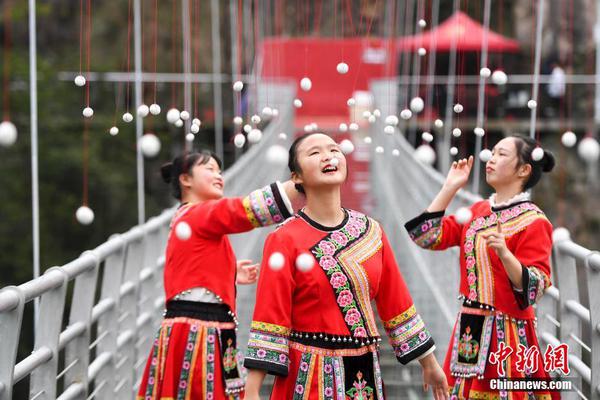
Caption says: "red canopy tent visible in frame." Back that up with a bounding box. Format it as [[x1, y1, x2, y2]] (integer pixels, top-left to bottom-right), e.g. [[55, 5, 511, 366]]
[[397, 11, 520, 52]]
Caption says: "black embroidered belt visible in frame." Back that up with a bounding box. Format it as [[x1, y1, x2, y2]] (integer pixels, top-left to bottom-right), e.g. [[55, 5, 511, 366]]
[[164, 300, 236, 323], [289, 330, 382, 350]]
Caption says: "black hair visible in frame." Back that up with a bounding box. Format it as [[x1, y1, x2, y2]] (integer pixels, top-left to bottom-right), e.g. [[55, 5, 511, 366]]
[[509, 134, 555, 189], [160, 150, 222, 200]]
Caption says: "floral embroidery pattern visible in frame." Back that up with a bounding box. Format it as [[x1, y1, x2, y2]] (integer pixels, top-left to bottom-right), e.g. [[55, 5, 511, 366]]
[[204, 328, 217, 400], [176, 324, 200, 400], [450, 313, 494, 378], [384, 305, 433, 363], [458, 326, 480, 361], [243, 184, 289, 227], [406, 214, 444, 249], [246, 321, 290, 374], [345, 371, 374, 400], [520, 266, 549, 308], [293, 352, 316, 400], [320, 357, 335, 400], [222, 338, 238, 373]]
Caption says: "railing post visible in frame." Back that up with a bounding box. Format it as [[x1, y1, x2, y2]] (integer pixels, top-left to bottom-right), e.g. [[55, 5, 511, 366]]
[[29, 268, 68, 400], [584, 253, 600, 399], [0, 287, 24, 400]]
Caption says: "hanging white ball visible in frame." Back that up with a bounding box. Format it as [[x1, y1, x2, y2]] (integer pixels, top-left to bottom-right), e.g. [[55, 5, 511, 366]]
[[137, 104, 149, 117], [349, 122, 359, 131], [527, 100, 537, 110], [364, 136, 372, 144], [311, 122, 318, 130], [347, 98, 356, 107], [480, 67, 491, 78], [373, 109, 381, 117], [452, 128, 462, 137], [385, 115, 399, 126], [266, 144, 289, 166], [392, 149, 400, 157], [375, 146, 384, 154], [561, 131, 577, 148], [82, 107, 94, 118], [74, 75, 86, 87], [362, 110, 372, 119], [251, 114, 261, 124], [293, 98, 303, 108], [234, 133, 246, 148], [109, 126, 119, 136], [295, 253, 315, 272], [453, 103, 464, 114], [418, 19, 427, 28], [491, 70, 508, 85], [474, 127, 485, 137], [272, 108, 279, 117], [422, 131, 434, 143], [339, 123, 348, 132], [340, 139, 355, 154], [149, 103, 161, 115], [122, 112, 134, 123], [139, 133, 161, 157], [268, 252, 285, 271], [410, 97, 425, 113], [531, 147, 544, 161], [415, 144, 436, 165], [384, 125, 395, 135], [304, 124, 314, 133], [450, 146, 458, 156], [180, 111, 190, 120], [368, 115, 376, 124], [243, 124, 252, 133], [76, 206, 95, 225], [166, 108, 180, 124], [434, 119, 444, 128], [300, 77, 312, 91], [455, 207, 473, 224], [336, 62, 349, 74], [247, 128, 262, 144], [0, 121, 18, 147], [330, 157, 340, 167], [190, 124, 200, 134], [278, 132, 288, 140], [174, 119, 184, 128], [185, 133, 195, 142], [233, 80, 244, 92], [400, 109, 413, 120], [175, 221, 192, 240], [418, 48, 427, 56], [479, 149, 493, 162], [552, 227, 571, 242], [193, 118, 202, 126], [233, 116, 243, 125], [578, 137, 600, 162], [262, 106, 273, 117]]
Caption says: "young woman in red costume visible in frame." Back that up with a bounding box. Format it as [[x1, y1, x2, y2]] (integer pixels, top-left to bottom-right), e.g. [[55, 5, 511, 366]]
[[404, 135, 559, 399], [244, 133, 449, 400], [137, 150, 298, 400]]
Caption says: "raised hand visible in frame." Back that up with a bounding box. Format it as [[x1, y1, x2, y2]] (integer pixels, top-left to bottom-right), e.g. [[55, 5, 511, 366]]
[[481, 222, 509, 259], [444, 156, 474, 191], [236, 259, 260, 285]]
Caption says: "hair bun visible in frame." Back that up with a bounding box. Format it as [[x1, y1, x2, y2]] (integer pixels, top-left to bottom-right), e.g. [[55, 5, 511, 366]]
[[160, 162, 173, 183], [542, 150, 556, 172]]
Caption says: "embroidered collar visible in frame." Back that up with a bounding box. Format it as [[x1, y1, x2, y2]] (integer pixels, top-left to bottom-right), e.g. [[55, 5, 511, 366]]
[[488, 192, 530, 210], [298, 208, 349, 232]]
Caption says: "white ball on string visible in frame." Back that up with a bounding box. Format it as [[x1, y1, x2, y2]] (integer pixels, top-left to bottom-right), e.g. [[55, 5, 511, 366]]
[[349, 123, 359, 131], [149, 103, 161, 115], [418, 19, 427, 28], [175, 221, 192, 240], [74, 75, 86, 87], [243, 124, 252, 133], [339, 139, 355, 154], [262, 106, 273, 118], [364, 136, 372, 144], [233, 80, 244, 92], [180, 111, 190, 120], [0, 121, 18, 147], [174, 119, 184, 128], [304, 124, 314, 133], [452, 128, 462, 138], [479, 67, 491, 78], [368, 115, 376, 124], [233, 133, 246, 148], [453, 103, 464, 114], [410, 97, 425, 113], [552, 227, 571, 242], [385, 115, 399, 126], [247, 128, 263, 144], [434, 119, 444, 128], [375, 146, 384, 154], [373, 109, 381, 118], [140, 133, 161, 157], [300, 77, 312, 91], [268, 252, 285, 271], [474, 127, 485, 137], [192, 118, 202, 126], [293, 98, 303, 108], [339, 123, 348, 132], [384, 125, 395, 135], [347, 98, 356, 107], [400, 109, 413, 120], [336, 62, 349, 74], [415, 144, 436, 165], [266, 144, 289, 166], [83, 107, 94, 118], [190, 124, 200, 134], [233, 116, 243, 125], [422, 131, 433, 143], [561, 131, 577, 148], [109, 126, 119, 136], [295, 253, 315, 272], [531, 147, 544, 161], [418, 48, 427, 56], [527, 100, 537, 110], [76, 206, 95, 225], [311, 122, 319, 131], [362, 110, 372, 119], [450, 146, 458, 156], [330, 157, 340, 167], [166, 108, 180, 124], [455, 207, 473, 224], [278, 132, 287, 140], [392, 149, 400, 157], [186, 133, 195, 142], [251, 114, 261, 124], [491, 70, 508, 85], [272, 108, 279, 117], [479, 149, 493, 162], [122, 112, 134, 123], [577, 136, 600, 163], [137, 104, 149, 117]]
